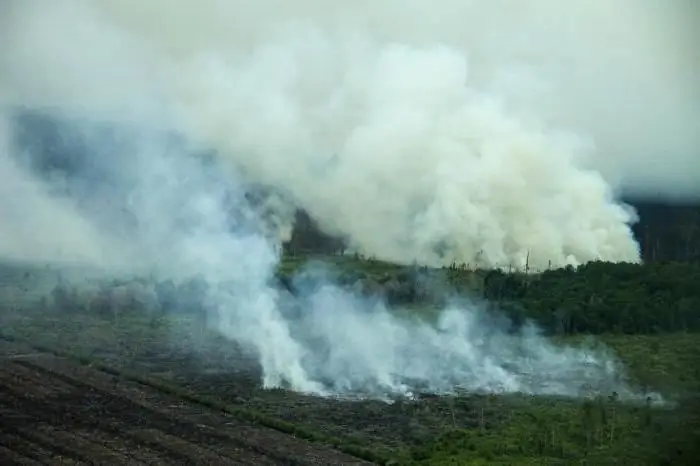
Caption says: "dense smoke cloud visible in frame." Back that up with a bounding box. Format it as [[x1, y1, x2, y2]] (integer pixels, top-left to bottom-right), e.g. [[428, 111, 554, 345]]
[[0, 0, 689, 400], [0, 113, 118, 266], [5, 0, 698, 268]]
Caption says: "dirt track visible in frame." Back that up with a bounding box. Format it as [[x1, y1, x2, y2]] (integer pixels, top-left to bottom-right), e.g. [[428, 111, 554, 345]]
[[0, 339, 373, 466]]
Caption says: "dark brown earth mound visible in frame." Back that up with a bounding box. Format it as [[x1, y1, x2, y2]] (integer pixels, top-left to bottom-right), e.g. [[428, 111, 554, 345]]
[[0, 339, 372, 466]]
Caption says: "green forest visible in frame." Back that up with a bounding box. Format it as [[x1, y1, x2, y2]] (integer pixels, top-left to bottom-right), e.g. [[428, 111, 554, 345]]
[[278, 255, 700, 335], [630, 200, 700, 262]]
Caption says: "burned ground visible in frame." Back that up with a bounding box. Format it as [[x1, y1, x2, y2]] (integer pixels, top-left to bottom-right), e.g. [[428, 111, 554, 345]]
[[1, 261, 698, 465], [0, 337, 372, 465]]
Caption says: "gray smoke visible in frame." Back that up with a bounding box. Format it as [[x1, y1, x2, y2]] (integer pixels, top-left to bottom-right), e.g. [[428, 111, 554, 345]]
[[1, 0, 685, 401]]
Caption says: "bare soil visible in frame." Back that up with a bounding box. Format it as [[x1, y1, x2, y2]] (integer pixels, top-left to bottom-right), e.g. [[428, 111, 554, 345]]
[[0, 308, 514, 457], [0, 338, 373, 466]]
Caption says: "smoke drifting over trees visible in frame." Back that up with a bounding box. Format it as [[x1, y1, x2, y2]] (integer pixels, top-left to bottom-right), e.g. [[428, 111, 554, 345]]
[[2, 0, 698, 269], [0, 0, 698, 400]]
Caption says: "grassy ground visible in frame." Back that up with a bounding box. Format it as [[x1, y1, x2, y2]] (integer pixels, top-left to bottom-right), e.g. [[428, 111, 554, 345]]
[[1, 308, 697, 465]]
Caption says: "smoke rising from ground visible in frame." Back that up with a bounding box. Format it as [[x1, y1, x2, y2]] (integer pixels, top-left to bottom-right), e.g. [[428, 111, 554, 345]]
[[0, 114, 118, 266], [5, 0, 698, 267], [4, 110, 656, 401], [277, 271, 642, 400], [0, 0, 687, 400]]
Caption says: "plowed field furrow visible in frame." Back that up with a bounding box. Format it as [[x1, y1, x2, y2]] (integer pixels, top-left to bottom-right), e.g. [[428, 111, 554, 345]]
[[12, 355, 372, 465], [0, 381, 276, 466], [7, 359, 306, 465], [0, 340, 375, 465], [0, 440, 46, 465], [0, 431, 86, 465], [129, 429, 246, 465], [71, 429, 173, 466], [11, 425, 123, 465], [0, 400, 191, 466]]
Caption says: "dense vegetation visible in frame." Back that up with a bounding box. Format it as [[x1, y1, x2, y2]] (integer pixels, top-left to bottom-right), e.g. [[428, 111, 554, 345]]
[[480, 260, 700, 335], [278, 256, 700, 336], [631, 200, 700, 263]]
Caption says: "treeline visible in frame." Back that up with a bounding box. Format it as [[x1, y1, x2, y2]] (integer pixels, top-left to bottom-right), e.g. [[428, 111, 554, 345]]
[[286, 259, 700, 336], [630, 200, 700, 263], [13, 256, 700, 337], [480, 260, 700, 335]]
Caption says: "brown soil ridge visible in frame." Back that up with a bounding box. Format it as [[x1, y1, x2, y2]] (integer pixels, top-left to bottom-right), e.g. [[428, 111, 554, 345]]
[[0, 338, 375, 465]]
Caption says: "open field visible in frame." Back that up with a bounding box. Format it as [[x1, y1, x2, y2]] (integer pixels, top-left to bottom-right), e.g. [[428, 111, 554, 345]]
[[0, 337, 370, 465], [1, 258, 699, 465]]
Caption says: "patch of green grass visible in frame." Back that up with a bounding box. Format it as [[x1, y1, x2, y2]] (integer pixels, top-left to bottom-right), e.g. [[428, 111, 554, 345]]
[[409, 396, 655, 464], [561, 333, 700, 394], [404, 333, 700, 465], [279, 254, 410, 281]]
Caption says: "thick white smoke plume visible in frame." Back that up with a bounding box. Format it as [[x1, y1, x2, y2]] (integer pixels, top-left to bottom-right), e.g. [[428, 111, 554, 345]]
[[3, 109, 653, 401], [0, 0, 689, 400], [4, 0, 698, 268], [0, 115, 117, 266], [280, 274, 640, 399]]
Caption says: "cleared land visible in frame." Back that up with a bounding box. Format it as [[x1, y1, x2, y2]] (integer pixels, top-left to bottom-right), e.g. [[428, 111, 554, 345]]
[[1, 260, 698, 465], [0, 337, 372, 465]]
